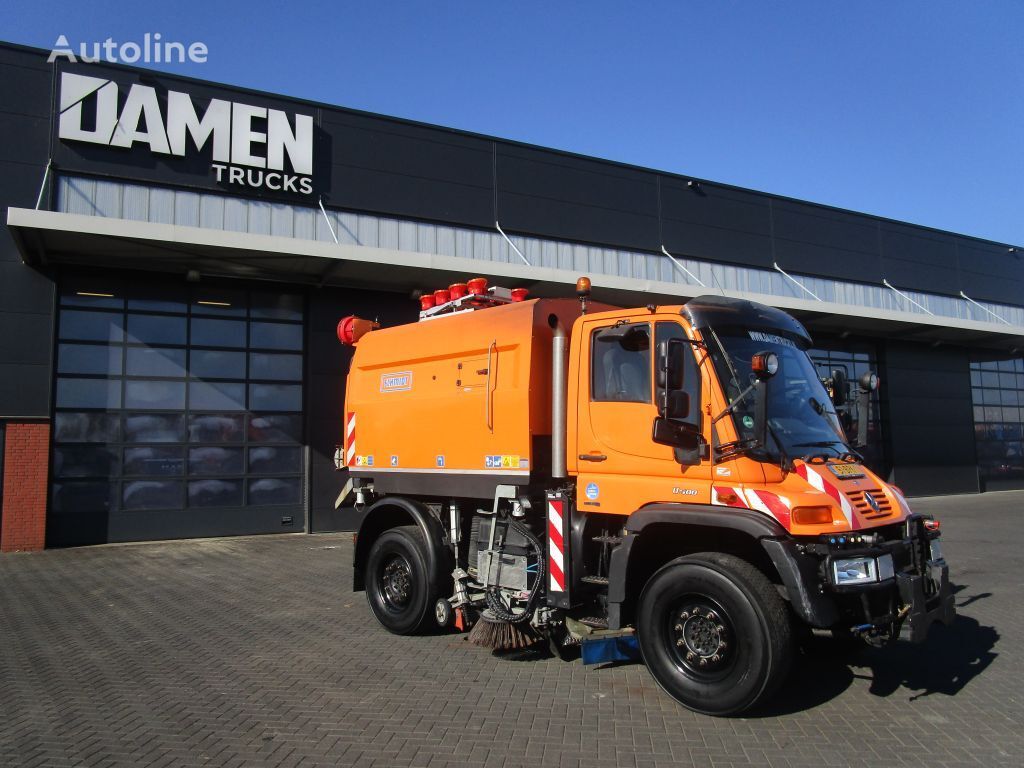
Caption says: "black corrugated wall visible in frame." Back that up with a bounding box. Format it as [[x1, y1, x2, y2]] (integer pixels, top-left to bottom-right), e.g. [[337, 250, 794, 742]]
[[881, 341, 979, 496]]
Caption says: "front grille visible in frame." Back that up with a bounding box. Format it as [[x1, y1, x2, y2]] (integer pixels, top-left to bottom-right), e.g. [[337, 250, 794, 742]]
[[845, 488, 894, 520]]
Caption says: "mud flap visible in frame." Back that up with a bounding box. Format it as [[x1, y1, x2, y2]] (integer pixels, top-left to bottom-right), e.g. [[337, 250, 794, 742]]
[[761, 537, 839, 628]]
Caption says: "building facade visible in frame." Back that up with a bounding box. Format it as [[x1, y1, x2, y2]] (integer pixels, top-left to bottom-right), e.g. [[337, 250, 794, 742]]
[[1, 41, 1022, 550]]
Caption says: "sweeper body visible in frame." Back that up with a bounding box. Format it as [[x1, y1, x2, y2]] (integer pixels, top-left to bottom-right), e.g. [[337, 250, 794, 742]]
[[337, 278, 954, 716]]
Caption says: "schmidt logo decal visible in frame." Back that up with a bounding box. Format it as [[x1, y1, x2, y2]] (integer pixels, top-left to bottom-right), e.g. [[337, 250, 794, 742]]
[[380, 372, 413, 392], [58, 72, 315, 196]]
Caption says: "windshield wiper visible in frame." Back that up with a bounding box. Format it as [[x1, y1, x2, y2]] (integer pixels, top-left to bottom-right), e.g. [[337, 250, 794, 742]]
[[805, 398, 854, 449], [792, 440, 863, 463]]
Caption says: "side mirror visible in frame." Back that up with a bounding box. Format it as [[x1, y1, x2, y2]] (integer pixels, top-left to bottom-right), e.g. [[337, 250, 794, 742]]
[[665, 391, 690, 420], [652, 417, 702, 465], [657, 339, 686, 417], [657, 339, 685, 388], [854, 370, 879, 448], [831, 368, 848, 407]]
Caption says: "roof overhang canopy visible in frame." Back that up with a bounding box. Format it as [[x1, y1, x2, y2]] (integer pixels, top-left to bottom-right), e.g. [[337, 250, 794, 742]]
[[8, 207, 1024, 353]]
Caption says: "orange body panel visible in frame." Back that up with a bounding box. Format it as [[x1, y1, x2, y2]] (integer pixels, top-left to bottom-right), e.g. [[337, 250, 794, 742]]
[[345, 301, 914, 536], [565, 311, 912, 535], [345, 298, 585, 478]]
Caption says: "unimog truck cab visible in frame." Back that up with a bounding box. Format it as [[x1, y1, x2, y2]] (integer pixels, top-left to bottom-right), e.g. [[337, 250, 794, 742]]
[[339, 278, 955, 715]]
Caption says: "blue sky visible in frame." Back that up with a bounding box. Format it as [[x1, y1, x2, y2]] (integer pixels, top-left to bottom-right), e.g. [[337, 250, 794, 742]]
[[6, 1, 1023, 245]]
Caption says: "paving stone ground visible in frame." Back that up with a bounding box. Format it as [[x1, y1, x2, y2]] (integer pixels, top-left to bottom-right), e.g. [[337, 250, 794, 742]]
[[1, 492, 1022, 767]]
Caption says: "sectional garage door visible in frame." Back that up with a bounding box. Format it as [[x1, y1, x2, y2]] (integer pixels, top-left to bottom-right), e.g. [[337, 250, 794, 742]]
[[49, 272, 306, 546]]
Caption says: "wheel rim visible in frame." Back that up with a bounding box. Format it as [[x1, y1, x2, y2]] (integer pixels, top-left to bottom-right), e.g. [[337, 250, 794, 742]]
[[378, 553, 414, 611], [667, 595, 736, 681]]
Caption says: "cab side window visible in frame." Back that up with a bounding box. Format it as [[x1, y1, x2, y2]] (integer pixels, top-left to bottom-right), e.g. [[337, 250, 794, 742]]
[[591, 323, 652, 403]]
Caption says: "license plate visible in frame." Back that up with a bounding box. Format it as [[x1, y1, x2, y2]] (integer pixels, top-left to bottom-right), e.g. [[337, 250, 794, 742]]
[[828, 463, 865, 479]]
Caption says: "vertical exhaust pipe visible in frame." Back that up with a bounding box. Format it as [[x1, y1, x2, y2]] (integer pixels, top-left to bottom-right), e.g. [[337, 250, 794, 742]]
[[549, 315, 568, 479]]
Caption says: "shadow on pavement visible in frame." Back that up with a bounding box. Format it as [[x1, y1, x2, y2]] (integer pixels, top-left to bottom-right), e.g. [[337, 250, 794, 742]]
[[472, 583, 998, 715], [759, 610, 999, 716], [857, 615, 998, 700]]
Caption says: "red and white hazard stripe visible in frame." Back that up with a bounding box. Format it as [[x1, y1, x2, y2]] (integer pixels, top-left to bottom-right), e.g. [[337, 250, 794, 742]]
[[794, 462, 858, 529], [744, 488, 793, 529], [547, 499, 566, 592], [345, 412, 356, 467], [712, 486, 792, 529], [712, 485, 748, 509], [888, 484, 913, 519]]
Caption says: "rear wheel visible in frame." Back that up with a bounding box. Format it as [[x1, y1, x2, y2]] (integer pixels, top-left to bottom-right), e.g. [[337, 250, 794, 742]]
[[636, 553, 793, 716], [365, 525, 436, 635]]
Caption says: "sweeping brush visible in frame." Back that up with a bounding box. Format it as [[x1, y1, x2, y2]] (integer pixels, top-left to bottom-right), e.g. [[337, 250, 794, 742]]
[[468, 610, 539, 651]]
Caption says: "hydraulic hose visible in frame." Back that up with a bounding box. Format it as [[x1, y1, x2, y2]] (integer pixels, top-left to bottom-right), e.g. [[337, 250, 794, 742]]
[[484, 518, 546, 624]]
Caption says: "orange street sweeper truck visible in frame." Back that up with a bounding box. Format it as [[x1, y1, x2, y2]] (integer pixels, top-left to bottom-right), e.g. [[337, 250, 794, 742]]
[[335, 276, 954, 715]]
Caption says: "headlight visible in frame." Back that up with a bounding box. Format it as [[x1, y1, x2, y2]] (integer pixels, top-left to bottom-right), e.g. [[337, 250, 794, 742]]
[[929, 539, 944, 563], [832, 554, 895, 586]]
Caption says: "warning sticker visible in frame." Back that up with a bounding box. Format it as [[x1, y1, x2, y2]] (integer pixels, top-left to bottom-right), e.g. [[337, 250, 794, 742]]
[[485, 455, 521, 469], [354, 455, 375, 467]]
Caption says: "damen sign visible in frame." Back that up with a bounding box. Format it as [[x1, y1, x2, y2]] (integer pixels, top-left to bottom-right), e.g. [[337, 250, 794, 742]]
[[58, 72, 315, 196]]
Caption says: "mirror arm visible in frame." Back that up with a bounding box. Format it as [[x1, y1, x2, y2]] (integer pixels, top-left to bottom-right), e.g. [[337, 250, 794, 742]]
[[754, 379, 768, 451]]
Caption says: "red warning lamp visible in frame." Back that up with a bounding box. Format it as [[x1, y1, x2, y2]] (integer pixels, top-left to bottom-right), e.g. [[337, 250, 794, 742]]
[[751, 351, 779, 379], [510, 287, 529, 302], [337, 316, 379, 345], [419, 294, 436, 311], [433, 288, 451, 305], [467, 277, 488, 295], [449, 282, 468, 300]]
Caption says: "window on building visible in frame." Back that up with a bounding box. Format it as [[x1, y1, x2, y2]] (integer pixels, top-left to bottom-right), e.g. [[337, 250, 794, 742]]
[[809, 345, 885, 473], [970, 357, 1024, 490]]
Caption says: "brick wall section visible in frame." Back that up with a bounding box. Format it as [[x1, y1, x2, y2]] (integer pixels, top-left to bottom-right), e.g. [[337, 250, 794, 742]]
[[1, 422, 50, 552]]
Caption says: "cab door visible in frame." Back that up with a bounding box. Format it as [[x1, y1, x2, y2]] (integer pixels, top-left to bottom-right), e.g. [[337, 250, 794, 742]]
[[574, 318, 711, 515]]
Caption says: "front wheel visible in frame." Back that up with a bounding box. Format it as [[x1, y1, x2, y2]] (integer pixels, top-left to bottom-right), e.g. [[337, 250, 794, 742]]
[[365, 526, 437, 635], [636, 553, 793, 716]]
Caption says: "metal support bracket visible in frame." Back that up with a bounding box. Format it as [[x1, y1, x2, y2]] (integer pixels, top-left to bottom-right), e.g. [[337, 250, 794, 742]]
[[882, 279, 934, 315], [496, 221, 531, 266], [35, 159, 52, 210], [318, 196, 340, 244], [773, 262, 823, 302], [960, 291, 1012, 326], [660, 246, 706, 287]]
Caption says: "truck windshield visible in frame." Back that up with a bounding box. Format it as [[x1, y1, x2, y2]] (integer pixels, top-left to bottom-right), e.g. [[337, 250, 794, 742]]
[[707, 331, 850, 459]]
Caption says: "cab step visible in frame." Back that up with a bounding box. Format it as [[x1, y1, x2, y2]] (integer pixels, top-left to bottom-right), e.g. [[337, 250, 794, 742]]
[[581, 575, 609, 586], [591, 535, 623, 545], [578, 616, 609, 629]]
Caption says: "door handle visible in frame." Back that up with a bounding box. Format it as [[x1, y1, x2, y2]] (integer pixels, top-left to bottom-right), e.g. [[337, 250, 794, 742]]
[[485, 340, 496, 432], [578, 454, 607, 462]]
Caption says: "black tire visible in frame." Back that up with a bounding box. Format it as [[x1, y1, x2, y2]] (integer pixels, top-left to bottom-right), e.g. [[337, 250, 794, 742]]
[[636, 552, 793, 716], [365, 525, 437, 635]]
